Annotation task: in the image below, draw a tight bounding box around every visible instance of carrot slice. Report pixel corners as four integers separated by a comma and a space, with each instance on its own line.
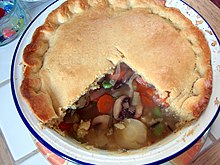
135, 78, 169, 108
136, 83, 154, 96
146, 88, 155, 97
97, 94, 114, 113
140, 94, 155, 109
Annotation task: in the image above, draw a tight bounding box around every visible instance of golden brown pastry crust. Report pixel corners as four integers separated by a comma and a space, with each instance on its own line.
20, 0, 212, 124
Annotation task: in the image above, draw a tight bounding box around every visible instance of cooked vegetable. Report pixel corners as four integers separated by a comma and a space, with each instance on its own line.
131, 91, 141, 106
153, 123, 164, 136
97, 94, 114, 113
134, 78, 156, 108
115, 64, 126, 81
61, 62, 180, 151
131, 92, 143, 118
127, 74, 139, 97
108, 63, 122, 81
119, 106, 136, 120
121, 68, 134, 83
76, 94, 89, 108
114, 119, 147, 149
152, 107, 163, 118
132, 80, 155, 108
109, 63, 134, 84
113, 95, 127, 120
135, 104, 143, 119
113, 96, 136, 120
140, 95, 155, 108
92, 115, 110, 129
137, 84, 155, 98
110, 85, 131, 98
102, 80, 113, 89
90, 88, 106, 102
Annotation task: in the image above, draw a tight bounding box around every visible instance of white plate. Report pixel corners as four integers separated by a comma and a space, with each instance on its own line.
10, 0, 220, 164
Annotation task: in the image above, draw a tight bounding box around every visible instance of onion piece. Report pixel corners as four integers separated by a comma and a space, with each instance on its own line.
110, 63, 121, 83
121, 68, 135, 84
127, 74, 139, 97
131, 91, 141, 106
110, 85, 130, 98
89, 88, 106, 101
92, 115, 111, 130
77, 94, 90, 109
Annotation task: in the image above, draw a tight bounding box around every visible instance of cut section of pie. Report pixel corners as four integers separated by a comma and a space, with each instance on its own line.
20, 0, 212, 150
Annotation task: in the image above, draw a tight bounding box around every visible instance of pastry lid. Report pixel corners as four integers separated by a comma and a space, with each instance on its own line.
20, 0, 211, 124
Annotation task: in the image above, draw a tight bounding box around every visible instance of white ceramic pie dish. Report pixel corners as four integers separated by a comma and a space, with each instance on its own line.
11, 0, 220, 164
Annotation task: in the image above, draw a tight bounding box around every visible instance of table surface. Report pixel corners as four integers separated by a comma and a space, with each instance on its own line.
0, 0, 219, 165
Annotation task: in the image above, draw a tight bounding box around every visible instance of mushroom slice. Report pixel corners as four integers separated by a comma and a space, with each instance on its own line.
114, 119, 147, 149
113, 95, 127, 120
92, 115, 111, 130
135, 104, 143, 119
131, 92, 143, 119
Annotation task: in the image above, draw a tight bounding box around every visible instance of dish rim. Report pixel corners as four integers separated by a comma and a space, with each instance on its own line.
10, 0, 220, 164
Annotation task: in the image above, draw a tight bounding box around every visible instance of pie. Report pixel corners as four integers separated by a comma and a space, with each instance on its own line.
20, 0, 212, 149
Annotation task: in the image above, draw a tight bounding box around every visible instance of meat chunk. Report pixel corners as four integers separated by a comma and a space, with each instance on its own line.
77, 120, 91, 139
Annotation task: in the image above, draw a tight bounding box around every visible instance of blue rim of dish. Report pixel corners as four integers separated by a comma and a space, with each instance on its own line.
10, 0, 220, 164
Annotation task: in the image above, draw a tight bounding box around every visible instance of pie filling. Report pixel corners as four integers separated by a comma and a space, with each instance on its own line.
59, 63, 180, 150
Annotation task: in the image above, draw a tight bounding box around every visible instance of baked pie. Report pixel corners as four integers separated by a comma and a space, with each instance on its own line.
20, 0, 212, 150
